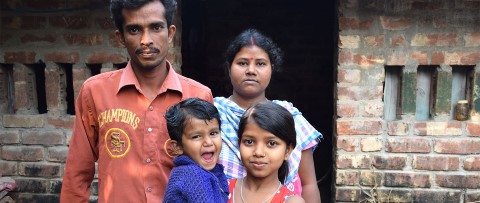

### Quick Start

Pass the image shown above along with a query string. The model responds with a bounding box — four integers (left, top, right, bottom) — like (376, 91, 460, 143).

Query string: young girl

(228, 101, 304, 203)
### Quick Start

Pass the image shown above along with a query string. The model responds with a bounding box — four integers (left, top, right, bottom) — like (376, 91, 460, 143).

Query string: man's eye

(153, 25, 161, 31)
(210, 131, 219, 136)
(128, 27, 139, 33)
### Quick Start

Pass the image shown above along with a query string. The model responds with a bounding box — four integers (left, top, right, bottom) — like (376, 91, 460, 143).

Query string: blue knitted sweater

(162, 155, 229, 203)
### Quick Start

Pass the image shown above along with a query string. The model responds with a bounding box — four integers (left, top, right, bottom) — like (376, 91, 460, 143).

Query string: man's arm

(299, 149, 321, 203)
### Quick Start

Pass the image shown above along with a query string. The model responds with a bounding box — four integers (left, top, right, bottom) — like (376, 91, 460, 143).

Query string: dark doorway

(181, 0, 336, 202)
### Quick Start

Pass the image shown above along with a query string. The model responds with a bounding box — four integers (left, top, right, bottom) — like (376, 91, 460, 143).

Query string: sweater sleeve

(163, 165, 218, 203)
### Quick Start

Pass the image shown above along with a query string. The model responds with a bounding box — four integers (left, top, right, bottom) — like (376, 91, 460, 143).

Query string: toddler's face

(179, 118, 222, 170)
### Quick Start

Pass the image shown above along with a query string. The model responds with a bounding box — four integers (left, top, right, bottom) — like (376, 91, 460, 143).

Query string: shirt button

(149, 106, 153, 111)
(148, 127, 152, 132)
(146, 158, 151, 163)
(146, 187, 152, 192)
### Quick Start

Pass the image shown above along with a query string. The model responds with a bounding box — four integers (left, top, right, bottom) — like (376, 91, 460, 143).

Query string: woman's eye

(191, 135, 200, 139)
(238, 61, 248, 66)
(243, 139, 253, 145)
(210, 131, 219, 136)
(257, 62, 266, 66)
(267, 141, 277, 147)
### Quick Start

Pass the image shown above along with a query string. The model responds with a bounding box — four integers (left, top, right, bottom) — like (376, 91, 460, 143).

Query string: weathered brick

(0, 130, 20, 144)
(467, 122, 480, 136)
(3, 114, 44, 128)
(384, 172, 431, 188)
(336, 137, 358, 152)
(391, 34, 408, 47)
(413, 190, 461, 203)
(431, 52, 445, 64)
(15, 178, 48, 193)
(336, 154, 371, 169)
(20, 34, 56, 43)
(47, 146, 68, 162)
(360, 138, 382, 152)
(435, 174, 480, 188)
(376, 189, 413, 202)
(12, 63, 38, 113)
(96, 17, 116, 29)
(336, 170, 359, 186)
(4, 51, 36, 63)
(49, 15, 89, 29)
(22, 130, 65, 145)
(387, 121, 409, 136)
(434, 139, 480, 154)
(338, 51, 384, 68)
(335, 187, 360, 202)
(363, 102, 383, 117)
(445, 52, 480, 65)
(87, 52, 127, 64)
(338, 86, 383, 101)
(17, 194, 59, 203)
(46, 115, 75, 129)
(50, 180, 63, 193)
(360, 171, 382, 186)
(414, 121, 462, 136)
(386, 53, 407, 65)
(364, 35, 384, 48)
(23, 0, 65, 9)
(380, 16, 411, 30)
(0, 160, 18, 176)
(411, 51, 428, 65)
(464, 32, 480, 47)
(386, 138, 431, 153)
(338, 69, 361, 84)
(372, 155, 406, 170)
(339, 35, 360, 49)
(45, 64, 67, 113)
(337, 120, 383, 135)
(412, 1, 445, 10)
(464, 156, 480, 171)
(466, 191, 480, 202)
(411, 33, 457, 47)
(2, 16, 47, 29)
(339, 17, 374, 30)
(63, 33, 103, 46)
(44, 52, 80, 63)
(19, 162, 62, 177)
(337, 101, 359, 117)
(1, 146, 44, 161)
(413, 156, 459, 171)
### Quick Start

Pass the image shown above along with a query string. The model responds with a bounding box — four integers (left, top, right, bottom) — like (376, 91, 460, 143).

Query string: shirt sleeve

(60, 85, 98, 202)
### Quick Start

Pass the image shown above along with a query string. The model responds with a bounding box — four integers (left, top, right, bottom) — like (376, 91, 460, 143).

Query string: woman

(214, 28, 322, 203)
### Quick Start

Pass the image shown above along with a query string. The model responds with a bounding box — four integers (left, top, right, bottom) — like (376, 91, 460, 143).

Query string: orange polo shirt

(60, 61, 213, 203)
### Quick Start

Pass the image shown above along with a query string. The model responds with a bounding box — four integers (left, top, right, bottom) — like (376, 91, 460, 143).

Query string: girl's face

(239, 120, 292, 180)
(229, 45, 272, 100)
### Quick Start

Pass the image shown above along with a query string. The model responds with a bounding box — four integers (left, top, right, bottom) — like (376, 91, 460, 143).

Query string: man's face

(115, 1, 176, 71)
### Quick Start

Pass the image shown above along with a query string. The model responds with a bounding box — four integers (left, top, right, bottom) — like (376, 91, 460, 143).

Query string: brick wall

(0, 0, 182, 201)
(336, 0, 480, 202)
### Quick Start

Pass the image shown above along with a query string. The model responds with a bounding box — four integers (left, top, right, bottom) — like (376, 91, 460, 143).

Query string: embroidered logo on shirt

(105, 128, 131, 158)
(98, 108, 140, 130)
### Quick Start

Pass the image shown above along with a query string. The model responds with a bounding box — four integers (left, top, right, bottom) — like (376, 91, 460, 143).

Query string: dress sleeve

(60, 85, 98, 202)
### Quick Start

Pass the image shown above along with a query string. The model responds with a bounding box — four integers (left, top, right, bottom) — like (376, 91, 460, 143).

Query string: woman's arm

(298, 149, 321, 203)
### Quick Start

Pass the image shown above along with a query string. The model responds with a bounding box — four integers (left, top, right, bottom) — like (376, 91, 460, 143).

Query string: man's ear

(170, 140, 183, 156)
(114, 30, 126, 47)
(168, 25, 176, 43)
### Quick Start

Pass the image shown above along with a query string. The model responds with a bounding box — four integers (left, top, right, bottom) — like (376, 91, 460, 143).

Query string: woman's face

(229, 45, 272, 100)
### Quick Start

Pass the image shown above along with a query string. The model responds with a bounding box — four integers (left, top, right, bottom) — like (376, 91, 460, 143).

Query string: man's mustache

(135, 46, 160, 54)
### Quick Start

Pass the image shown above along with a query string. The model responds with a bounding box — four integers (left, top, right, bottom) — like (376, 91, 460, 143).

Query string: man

(60, 0, 213, 202)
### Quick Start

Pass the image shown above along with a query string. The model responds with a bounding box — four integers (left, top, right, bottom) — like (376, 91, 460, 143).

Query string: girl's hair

(165, 98, 220, 145)
(237, 101, 296, 184)
(224, 28, 284, 73)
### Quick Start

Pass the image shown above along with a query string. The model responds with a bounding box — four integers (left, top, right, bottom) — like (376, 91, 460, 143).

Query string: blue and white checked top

(214, 97, 322, 184)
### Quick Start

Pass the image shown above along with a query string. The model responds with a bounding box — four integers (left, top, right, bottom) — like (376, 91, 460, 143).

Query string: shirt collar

(117, 60, 182, 95)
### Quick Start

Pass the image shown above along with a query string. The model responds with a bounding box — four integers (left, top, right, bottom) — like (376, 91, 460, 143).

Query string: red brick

(0, 161, 18, 176)
(336, 137, 357, 152)
(46, 115, 75, 129)
(464, 157, 480, 171)
(360, 138, 382, 152)
(431, 52, 445, 64)
(22, 130, 65, 145)
(63, 34, 103, 46)
(1, 146, 44, 161)
(386, 138, 431, 153)
(96, 17, 116, 29)
(19, 162, 62, 177)
(465, 32, 480, 47)
(47, 146, 68, 162)
(336, 154, 371, 169)
(414, 190, 461, 203)
(364, 35, 384, 48)
(435, 174, 480, 188)
(4, 51, 36, 63)
(20, 33, 56, 43)
(49, 15, 89, 29)
(391, 34, 408, 47)
(411, 33, 457, 47)
(338, 86, 383, 101)
(376, 189, 413, 202)
(339, 17, 374, 30)
(338, 69, 361, 84)
(339, 35, 360, 49)
(359, 171, 382, 186)
(337, 101, 358, 117)
(3, 114, 44, 128)
(336, 170, 359, 186)
(337, 120, 383, 135)
(87, 52, 127, 64)
(363, 102, 383, 117)
(434, 139, 480, 154)
(414, 121, 462, 136)
(380, 16, 411, 30)
(445, 52, 480, 65)
(373, 155, 406, 169)
(413, 156, 459, 171)
(335, 188, 360, 202)
(387, 121, 409, 136)
(411, 51, 428, 65)
(461, 52, 480, 64)
(387, 53, 407, 65)
(2, 16, 47, 29)
(384, 172, 431, 188)
(467, 122, 480, 136)
(0, 130, 20, 144)
(44, 52, 80, 63)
